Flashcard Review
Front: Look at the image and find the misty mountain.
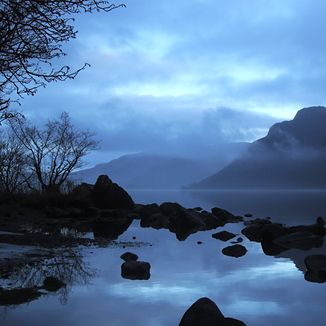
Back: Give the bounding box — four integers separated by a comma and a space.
192, 106, 326, 189
71, 143, 248, 189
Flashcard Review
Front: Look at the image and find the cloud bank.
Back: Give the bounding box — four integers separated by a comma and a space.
15, 0, 326, 165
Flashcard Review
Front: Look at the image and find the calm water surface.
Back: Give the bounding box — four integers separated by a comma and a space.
2, 190, 326, 325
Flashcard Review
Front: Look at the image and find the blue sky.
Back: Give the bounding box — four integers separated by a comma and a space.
15, 0, 326, 166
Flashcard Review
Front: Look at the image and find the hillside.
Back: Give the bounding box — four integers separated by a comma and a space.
192, 106, 326, 189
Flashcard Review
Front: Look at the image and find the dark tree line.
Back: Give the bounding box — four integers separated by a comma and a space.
0, 0, 125, 119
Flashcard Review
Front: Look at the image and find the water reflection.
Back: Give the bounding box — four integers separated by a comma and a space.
0, 248, 97, 315
2, 190, 326, 325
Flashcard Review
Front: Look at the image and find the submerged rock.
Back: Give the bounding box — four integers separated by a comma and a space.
178, 297, 246, 326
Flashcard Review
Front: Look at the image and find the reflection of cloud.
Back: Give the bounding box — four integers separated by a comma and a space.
109, 282, 208, 306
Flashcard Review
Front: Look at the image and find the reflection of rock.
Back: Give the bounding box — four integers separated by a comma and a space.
0, 288, 43, 306
178, 297, 246, 326
212, 230, 237, 242
121, 261, 151, 280
273, 232, 324, 251
120, 252, 138, 262
222, 244, 247, 258
304, 254, 326, 283
43, 276, 66, 292
93, 209, 132, 240
92, 175, 135, 209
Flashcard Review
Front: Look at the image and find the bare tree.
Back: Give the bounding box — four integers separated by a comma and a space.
8, 112, 100, 194
0, 1, 125, 118
0, 129, 30, 193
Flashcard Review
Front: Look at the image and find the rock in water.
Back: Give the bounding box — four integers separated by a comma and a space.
304, 254, 326, 283
178, 297, 246, 326
222, 244, 247, 258
212, 231, 237, 242
121, 261, 151, 280
92, 175, 135, 209
120, 252, 138, 262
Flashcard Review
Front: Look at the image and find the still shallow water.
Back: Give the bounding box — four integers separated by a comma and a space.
2, 190, 326, 325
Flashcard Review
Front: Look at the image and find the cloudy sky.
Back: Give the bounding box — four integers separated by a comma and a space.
15, 0, 326, 166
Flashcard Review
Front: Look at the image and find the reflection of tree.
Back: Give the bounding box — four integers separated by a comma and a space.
1, 248, 97, 310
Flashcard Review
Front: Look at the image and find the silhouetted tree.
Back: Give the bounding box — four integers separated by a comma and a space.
8, 112, 100, 194
0, 1, 125, 118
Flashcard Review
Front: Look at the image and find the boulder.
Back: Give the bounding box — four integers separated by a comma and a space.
212, 231, 237, 242
137, 203, 162, 218
211, 207, 242, 224
242, 219, 279, 242
200, 210, 224, 230
92, 175, 135, 209
304, 254, 326, 283
121, 261, 151, 280
160, 202, 183, 216
222, 244, 247, 258
178, 297, 246, 326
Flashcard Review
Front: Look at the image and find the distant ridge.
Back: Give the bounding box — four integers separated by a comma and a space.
191, 106, 326, 189
71, 143, 247, 189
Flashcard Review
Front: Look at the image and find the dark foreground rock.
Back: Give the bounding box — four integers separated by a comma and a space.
121, 261, 151, 280
304, 254, 326, 283
92, 175, 135, 209
178, 297, 246, 326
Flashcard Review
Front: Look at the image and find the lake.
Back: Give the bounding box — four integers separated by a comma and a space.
2, 189, 326, 325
